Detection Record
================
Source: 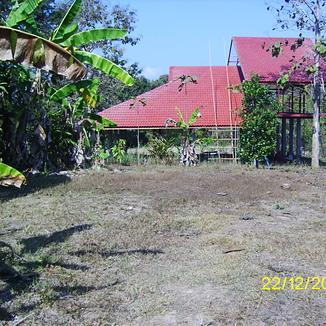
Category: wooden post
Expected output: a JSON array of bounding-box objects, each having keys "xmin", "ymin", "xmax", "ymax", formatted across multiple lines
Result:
[
  {"xmin": 281, "ymin": 118, "xmax": 287, "ymax": 159},
  {"xmin": 288, "ymin": 118, "xmax": 294, "ymax": 161},
  {"xmin": 296, "ymin": 118, "xmax": 301, "ymax": 164},
  {"xmin": 276, "ymin": 123, "xmax": 281, "ymax": 155}
]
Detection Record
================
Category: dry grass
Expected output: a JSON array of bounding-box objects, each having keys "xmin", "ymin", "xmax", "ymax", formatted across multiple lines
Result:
[{"xmin": 0, "ymin": 164, "xmax": 325, "ymax": 325}]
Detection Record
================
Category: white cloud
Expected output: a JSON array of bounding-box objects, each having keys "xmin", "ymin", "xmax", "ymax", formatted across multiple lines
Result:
[{"xmin": 142, "ymin": 67, "xmax": 163, "ymax": 80}]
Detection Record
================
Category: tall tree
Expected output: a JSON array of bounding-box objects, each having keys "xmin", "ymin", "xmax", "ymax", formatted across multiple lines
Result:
[{"xmin": 268, "ymin": 0, "xmax": 326, "ymax": 168}]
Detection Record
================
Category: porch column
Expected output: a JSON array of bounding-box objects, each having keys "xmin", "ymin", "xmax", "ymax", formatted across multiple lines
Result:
[
  {"xmin": 296, "ymin": 118, "xmax": 301, "ymax": 163},
  {"xmin": 288, "ymin": 118, "xmax": 294, "ymax": 161},
  {"xmin": 281, "ymin": 118, "xmax": 287, "ymax": 158},
  {"xmin": 276, "ymin": 123, "xmax": 281, "ymax": 155}
]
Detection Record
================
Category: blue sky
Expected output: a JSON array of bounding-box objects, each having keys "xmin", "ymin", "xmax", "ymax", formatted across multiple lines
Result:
[{"xmin": 117, "ymin": 0, "xmax": 309, "ymax": 80}]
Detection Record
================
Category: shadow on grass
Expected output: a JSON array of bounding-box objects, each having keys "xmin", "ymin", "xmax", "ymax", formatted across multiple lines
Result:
[
  {"xmin": 53, "ymin": 279, "xmax": 123, "ymax": 299},
  {"xmin": 0, "ymin": 174, "xmax": 70, "ymax": 202},
  {"xmin": 19, "ymin": 224, "xmax": 93, "ymax": 254},
  {"xmin": 69, "ymin": 248, "xmax": 165, "ymax": 257},
  {"xmin": 0, "ymin": 224, "xmax": 93, "ymax": 322},
  {"xmin": 0, "ymin": 257, "xmax": 38, "ymax": 321},
  {"xmin": 0, "ymin": 258, "xmax": 92, "ymax": 322}
]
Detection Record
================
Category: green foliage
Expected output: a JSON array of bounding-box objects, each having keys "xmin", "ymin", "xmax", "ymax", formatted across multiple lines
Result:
[
  {"xmin": 2, "ymin": 0, "xmax": 135, "ymax": 86},
  {"xmin": 313, "ymin": 39, "xmax": 326, "ymax": 55},
  {"xmin": 59, "ymin": 28, "xmax": 127, "ymax": 47},
  {"xmin": 50, "ymin": 0, "xmax": 82, "ymax": 41},
  {"xmin": 73, "ymin": 51, "xmax": 134, "ymax": 86},
  {"xmin": 5, "ymin": 0, "xmax": 43, "ymax": 29},
  {"xmin": 147, "ymin": 133, "xmax": 175, "ymax": 163},
  {"xmin": 164, "ymin": 75, "xmax": 200, "ymax": 166},
  {"xmin": 111, "ymin": 139, "xmax": 126, "ymax": 164},
  {"xmin": 85, "ymin": 113, "xmax": 116, "ymax": 131},
  {"xmin": 174, "ymin": 107, "xmax": 199, "ymax": 138},
  {"xmin": 46, "ymin": 108, "xmax": 77, "ymax": 169},
  {"xmin": 195, "ymin": 137, "xmax": 216, "ymax": 153},
  {"xmin": 50, "ymin": 79, "xmax": 94, "ymax": 102},
  {"xmin": 275, "ymin": 203, "xmax": 285, "ymax": 210},
  {"xmin": 236, "ymin": 74, "xmax": 280, "ymax": 165}
]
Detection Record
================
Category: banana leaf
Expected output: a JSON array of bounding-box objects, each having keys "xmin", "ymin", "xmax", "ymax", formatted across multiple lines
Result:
[
  {"xmin": 0, "ymin": 26, "xmax": 86, "ymax": 81},
  {"xmin": 81, "ymin": 113, "xmax": 116, "ymax": 132},
  {"xmin": 0, "ymin": 163, "xmax": 26, "ymax": 188},
  {"xmin": 87, "ymin": 78, "xmax": 99, "ymax": 96},
  {"xmin": 188, "ymin": 107, "xmax": 199, "ymax": 125},
  {"xmin": 89, "ymin": 113, "xmax": 116, "ymax": 127},
  {"xmin": 79, "ymin": 88, "xmax": 97, "ymax": 107},
  {"xmin": 51, "ymin": 0, "xmax": 82, "ymax": 41},
  {"xmin": 49, "ymin": 80, "xmax": 94, "ymax": 101},
  {"xmin": 33, "ymin": 38, "xmax": 45, "ymax": 65},
  {"xmin": 50, "ymin": 79, "xmax": 100, "ymax": 107},
  {"xmin": 80, "ymin": 78, "xmax": 100, "ymax": 107},
  {"xmin": 60, "ymin": 29, "xmax": 127, "ymax": 47},
  {"xmin": 175, "ymin": 107, "xmax": 199, "ymax": 128},
  {"xmin": 74, "ymin": 51, "xmax": 134, "ymax": 86},
  {"xmin": 51, "ymin": 23, "xmax": 79, "ymax": 45},
  {"xmin": 5, "ymin": 0, "xmax": 43, "ymax": 28},
  {"xmin": 176, "ymin": 107, "xmax": 186, "ymax": 126}
]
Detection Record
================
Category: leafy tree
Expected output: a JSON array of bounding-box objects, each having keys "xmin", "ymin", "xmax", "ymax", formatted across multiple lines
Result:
[
  {"xmin": 267, "ymin": 0, "xmax": 326, "ymax": 167},
  {"xmin": 235, "ymin": 74, "xmax": 280, "ymax": 167}
]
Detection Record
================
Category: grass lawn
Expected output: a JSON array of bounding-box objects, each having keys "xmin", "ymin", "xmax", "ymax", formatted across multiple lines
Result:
[{"xmin": 1, "ymin": 164, "xmax": 325, "ymax": 325}]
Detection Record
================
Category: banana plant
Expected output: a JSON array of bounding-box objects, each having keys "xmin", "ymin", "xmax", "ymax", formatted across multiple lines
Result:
[
  {"xmin": 164, "ymin": 75, "xmax": 200, "ymax": 166},
  {"xmin": 0, "ymin": 0, "xmax": 135, "ymax": 180},
  {"xmin": 165, "ymin": 107, "xmax": 201, "ymax": 166},
  {"xmin": 48, "ymin": 76, "xmax": 117, "ymax": 167}
]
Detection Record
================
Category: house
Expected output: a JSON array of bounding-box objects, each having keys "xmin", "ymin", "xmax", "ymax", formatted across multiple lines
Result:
[{"xmin": 97, "ymin": 36, "xmax": 319, "ymax": 162}]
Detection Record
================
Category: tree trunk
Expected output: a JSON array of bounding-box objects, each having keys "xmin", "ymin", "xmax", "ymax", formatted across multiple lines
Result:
[
  {"xmin": 312, "ymin": 0, "xmax": 321, "ymax": 168},
  {"xmin": 312, "ymin": 79, "xmax": 320, "ymax": 168},
  {"xmin": 180, "ymin": 137, "xmax": 198, "ymax": 166}
]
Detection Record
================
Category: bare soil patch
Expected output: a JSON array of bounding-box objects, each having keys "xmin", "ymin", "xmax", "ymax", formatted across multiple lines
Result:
[{"xmin": 0, "ymin": 165, "xmax": 325, "ymax": 325}]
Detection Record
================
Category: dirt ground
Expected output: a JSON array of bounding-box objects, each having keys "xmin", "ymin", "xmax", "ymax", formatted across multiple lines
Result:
[{"xmin": 0, "ymin": 164, "xmax": 325, "ymax": 325}]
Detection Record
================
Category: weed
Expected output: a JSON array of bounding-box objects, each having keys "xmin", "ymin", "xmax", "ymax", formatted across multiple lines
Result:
[{"xmin": 275, "ymin": 203, "xmax": 285, "ymax": 210}]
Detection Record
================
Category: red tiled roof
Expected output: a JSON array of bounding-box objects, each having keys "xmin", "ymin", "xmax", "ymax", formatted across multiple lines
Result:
[
  {"xmin": 231, "ymin": 36, "xmax": 315, "ymax": 83},
  {"xmin": 98, "ymin": 66, "xmax": 243, "ymax": 129}
]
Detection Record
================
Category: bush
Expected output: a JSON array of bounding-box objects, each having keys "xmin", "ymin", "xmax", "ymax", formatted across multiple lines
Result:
[{"xmin": 236, "ymin": 74, "xmax": 281, "ymax": 166}]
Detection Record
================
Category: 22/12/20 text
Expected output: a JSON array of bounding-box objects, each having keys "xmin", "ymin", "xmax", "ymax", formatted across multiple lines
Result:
[{"xmin": 262, "ymin": 277, "xmax": 326, "ymax": 290}]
